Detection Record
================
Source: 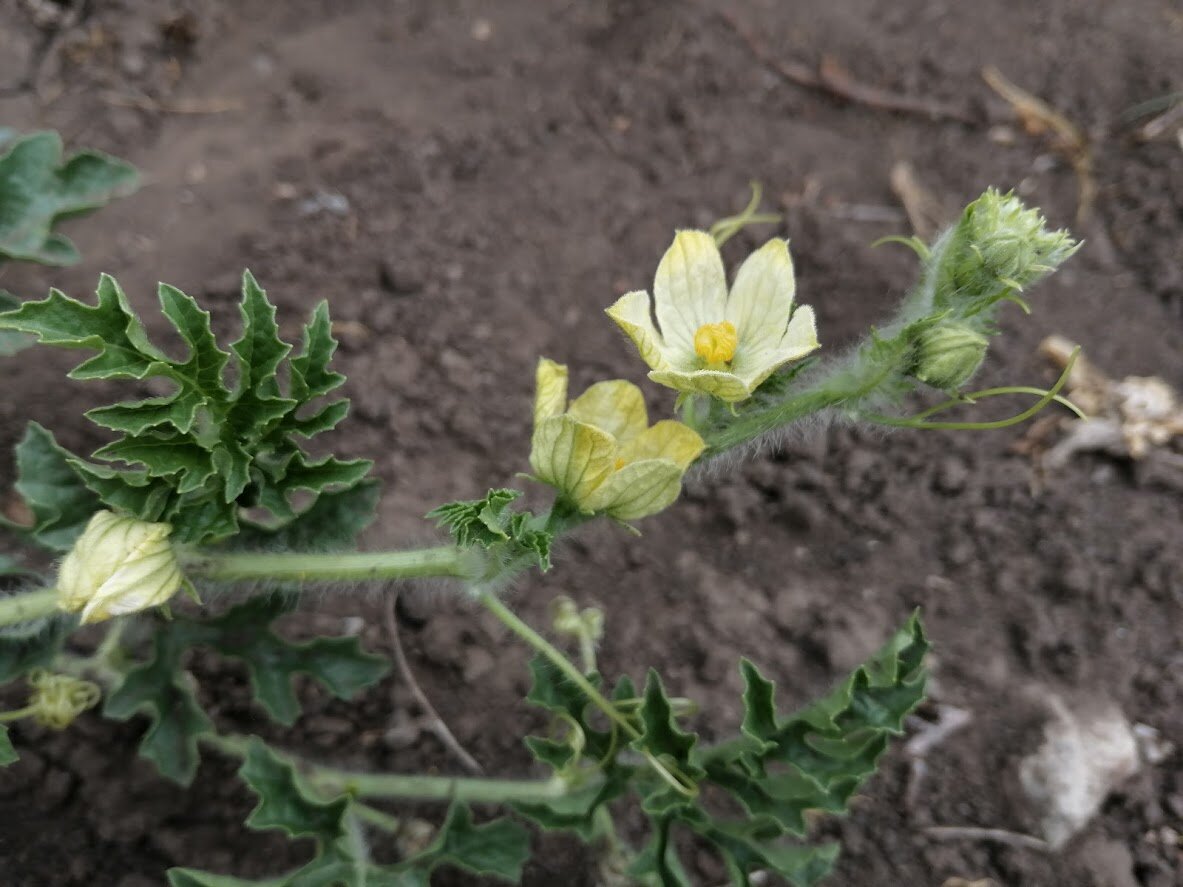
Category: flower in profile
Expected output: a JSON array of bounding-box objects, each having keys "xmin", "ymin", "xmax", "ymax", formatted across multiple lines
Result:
[
  {"xmin": 58, "ymin": 510, "xmax": 183, "ymax": 624},
  {"xmin": 529, "ymin": 359, "xmax": 705, "ymax": 520},
  {"xmin": 606, "ymin": 230, "xmax": 819, "ymax": 403}
]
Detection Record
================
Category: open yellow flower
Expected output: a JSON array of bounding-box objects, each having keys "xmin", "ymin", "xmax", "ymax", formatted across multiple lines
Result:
[
  {"xmin": 606, "ymin": 230, "xmax": 820, "ymax": 402},
  {"xmin": 529, "ymin": 359, "xmax": 705, "ymax": 520}
]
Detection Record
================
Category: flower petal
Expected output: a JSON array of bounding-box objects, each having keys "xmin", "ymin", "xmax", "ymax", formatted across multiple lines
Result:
[
  {"xmin": 725, "ymin": 238, "xmax": 796, "ymax": 354},
  {"xmin": 534, "ymin": 358, "xmax": 569, "ymax": 425},
  {"xmin": 605, "ymin": 290, "xmax": 669, "ymax": 371},
  {"xmin": 568, "ymin": 380, "xmax": 648, "ymax": 443},
  {"xmin": 778, "ymin": 304, "xmax": 819, "ymax": 359},
  {"xmin": 79, "ymin": 546, "xmax": 181, "ymax": 624},
  {"xmin": 733, "ymin": 305, "xmax": 820, "ymax": 393},
  {"xmin": 619, "ymin": 420, "xmax": 705, "ymax": 470},
  {"xmin": 649, "ymin": 367, "xmax": 753, "ymax": 403},
  {"xmin": 653, "ymin": 230, "xmax": 728, "ymax": 356},
  {"xmin": 581, "ymin": 458, "xmax": 688, "ymax": 520},
  {"xmin": 529, "ymin": 415, "xmax": 616, "ymax": 509}
]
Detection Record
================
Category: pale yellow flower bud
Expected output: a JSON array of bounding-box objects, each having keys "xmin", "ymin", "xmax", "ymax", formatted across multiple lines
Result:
[
  {"xmin": 529, "ymin": 359, "xmax": 705, "ymax": 520},
  {"xmin": 58, "ymin": 511, "xmax": 183, "ymax": 624}
]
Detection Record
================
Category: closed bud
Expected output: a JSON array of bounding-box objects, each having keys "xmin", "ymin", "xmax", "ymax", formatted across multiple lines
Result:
[
  {"xmin": 58, "ymin": 511, "xmax": 183, "ymax": 624},
  {"xmin": 910, "ymin": 323, "xmax": 989, "ymax": 391}
]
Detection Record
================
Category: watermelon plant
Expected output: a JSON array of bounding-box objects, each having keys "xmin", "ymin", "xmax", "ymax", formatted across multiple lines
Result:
[{"xmin": 0, "ymin": 186, "xmax": 1078, "ymax": 885}]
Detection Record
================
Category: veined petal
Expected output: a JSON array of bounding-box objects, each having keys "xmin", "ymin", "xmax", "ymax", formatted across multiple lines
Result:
[
  {"xmin": 777, "ymin": 304, "xmax": 819, "ymax": 358},
  {"xmin": 568, "ymin": 380, "xmax": 648, "ymax": 443},
  {"xmin": 81, "ymin": 548, "xmax": 180, "ymax": 624},
  {"xmin": 734, "ymin": 305, "xmax": 821, "ymax": 393},
  {"xmin": 653, "ymin": 230, "xmax": 728, "ymax": 356},
  {"xmin": 534, "ymin": 358, "xmax": 569, "ymax": 424},
  {"xmin": 725, "ymin": 238, "xmax": 796, "ymax": 354},
  {"xmin": 605, "ymin": 290, "xmax": 669, "ymax": 371},
  {"xmin": 582, "ymin": 459, "xmax": 688, "ymax": 520},
  {"xmin": 649, "ymin": 367, "xmax": 753, "ymax": 403},
  {"xmin": 619, "ymin": 420, "xmax": 705, "ymax": 470},
  {"xmin": 529, "ymin": 415, "xmax": 616, "ymax": 509}
]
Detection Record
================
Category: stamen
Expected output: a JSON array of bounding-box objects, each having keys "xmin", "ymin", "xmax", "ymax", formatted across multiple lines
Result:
[{"xmin": 694, "ymin": 321, "xmax": 738, "ymax": 365}]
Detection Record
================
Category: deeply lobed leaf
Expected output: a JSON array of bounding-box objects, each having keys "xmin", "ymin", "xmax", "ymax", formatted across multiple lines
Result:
[
  {"xmin": 0, "ymin": 131, "xmax": 138, "ymax": 266},
  {"xmin": 0, "ymin": 272, "xmax": 370, "ymax": 544}
]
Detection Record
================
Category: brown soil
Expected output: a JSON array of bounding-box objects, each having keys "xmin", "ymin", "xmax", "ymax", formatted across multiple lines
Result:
[{"xmin": 1, "ymin": 2, "xmax": 1180, "ymax": 885}]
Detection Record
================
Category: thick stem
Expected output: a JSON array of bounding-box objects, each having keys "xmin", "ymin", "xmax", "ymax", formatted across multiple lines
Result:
[
  {"xmin": 0, "ymin": 587, "xmax": 60, "ymax": 628},
  {"xmin": 182, "ymin": 546, "xmax": 474, "ymax": 584}
]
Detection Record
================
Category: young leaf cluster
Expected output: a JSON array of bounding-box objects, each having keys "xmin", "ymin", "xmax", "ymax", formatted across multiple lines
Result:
[
  {"xmin": 168, "ymin": 739, "xmax": 531, "ymax": 886},
  {"xmin": 518, "ymin": 614, "xmax": 929, "ymax": 886},
  {"xmin": 428, "ymin": 489, "xmax": 554, "ymax": 573},
  {"xmin": 103, "ymin": 596, "xmax": 389, "ymax": 784},
  {"xmin": 0, "ymin": 272, "xmax": 371, "ymax": 545},
  {"xmin": 0, "ymin": 131, "xmax": 138, "ymax": 266}
]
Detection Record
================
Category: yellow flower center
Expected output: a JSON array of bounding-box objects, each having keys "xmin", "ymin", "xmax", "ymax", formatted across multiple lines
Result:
[
  {"xmin": 693, "ymin": 321, "xmax": 738, "ymax": 365},
  {"xmin": 614, "ymin": 457, "xmax": 626, "ymax": 471}
]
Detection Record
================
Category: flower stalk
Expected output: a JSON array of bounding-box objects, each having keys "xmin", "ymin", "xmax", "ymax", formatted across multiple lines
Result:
[{"xmin": 0, "ymin": 587, "xmax": 60, "ymax": 627}]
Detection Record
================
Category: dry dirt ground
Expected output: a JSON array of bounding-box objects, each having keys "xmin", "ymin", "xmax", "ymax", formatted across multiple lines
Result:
[{"xmin": 0, "ymin": 1, "xmax": 1180, "ymax": 885}]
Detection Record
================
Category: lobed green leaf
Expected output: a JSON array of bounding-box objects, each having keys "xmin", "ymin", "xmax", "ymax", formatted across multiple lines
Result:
[
  {"xmin": 0, "ymin": 273, "xmax": 371, "ymax": 545},
  {"xmin": 0, "ymin": 131, "xmax": 138, "ymax": 266},
  {"xmin": 0, "ymin": 723, "xmax": 16, "ymax": 765}
]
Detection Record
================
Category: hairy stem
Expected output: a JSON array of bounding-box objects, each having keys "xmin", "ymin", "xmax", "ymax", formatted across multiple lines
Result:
[
  {"xmin": 182, "ymin": 545, "xmax": 476, "ymax": 584},
  {"xmin": 201, "ymin": 732, "xmax": 572, "ymax": 804},
  {"xmin": 0, "ymin": 587, "xmax": 60, "ymax": 627}
]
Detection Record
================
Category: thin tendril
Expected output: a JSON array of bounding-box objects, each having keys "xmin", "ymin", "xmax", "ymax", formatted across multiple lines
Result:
[{"xmin": 866, "ymin": 347, "xmax": 1081, "ymax": 430}]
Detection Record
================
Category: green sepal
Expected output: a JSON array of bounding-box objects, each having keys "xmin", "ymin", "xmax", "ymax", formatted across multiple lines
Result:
[
  {"xmin": 427, "ymin": 489, "xmax": 553, "ymax": 572},
  {"xmin": 0, "ymin": 723, "xmax": 16, "ymax": 765},
  {"xmin": 0, "ymin": 131, "xmax": 138, "ymax": 265}
]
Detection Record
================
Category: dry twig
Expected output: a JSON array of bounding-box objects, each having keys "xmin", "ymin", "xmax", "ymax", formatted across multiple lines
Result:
[
  {"xmin": 715, "ymin": 10, "xmax": 977, "ymax": 125},
  {"xmin": 981, "ymin": 66, "xmax": 1095, "ymax": 221},
  {"xmin": 924, "ymin": 826, "xmax": 1050, "ymax": 852},
  {"xmin": 889, "ymin": 161, "xmax": 947, "ymax": 241},
  {"xmin": 383, "ymin": 593, "xmax": 484, "ymax": 775},
  {"xmin": 100, "ymin": 92, "xmax": 244, "ymax": 114}
]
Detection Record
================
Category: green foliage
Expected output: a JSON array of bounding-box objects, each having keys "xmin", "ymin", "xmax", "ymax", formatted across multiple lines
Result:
[
  {"xmin": 4, "ymin": 422, "xmax": 101, "ymax": 551},
  {"xmin": 428, "ymin": 488, "xmax": 553, "ymax": 572},
  {"xmin": 0, "ymin": 723, "xmax": 16, "ymax": 765},
  {"xmin": 520, "ymin": 615, "xmax": 928, "ymax": 886},
  {"xmin": 0, "ymin": 131, "xmax": 138, "ymax": 266},
  {"xmin": 0, "ymin": 614, "xmax": 73, "ymax": 682},
  {"xmin": 0, "ymin": 290, "xmax": 32, "ymax": 355},
  {"xmin": 231, "ymin": 480, "xmax": 381, "ymax": 553},
  {"xmin": 168, "ymin": 739, "xmax": 531, "ymax": 887},
  {"xmin": 104, "ymin": 597, "xmax": 388, "ymax": 784},
  {"xmin": 0, "ymin": 272, "xmax": 371, "ymax": 544}
]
